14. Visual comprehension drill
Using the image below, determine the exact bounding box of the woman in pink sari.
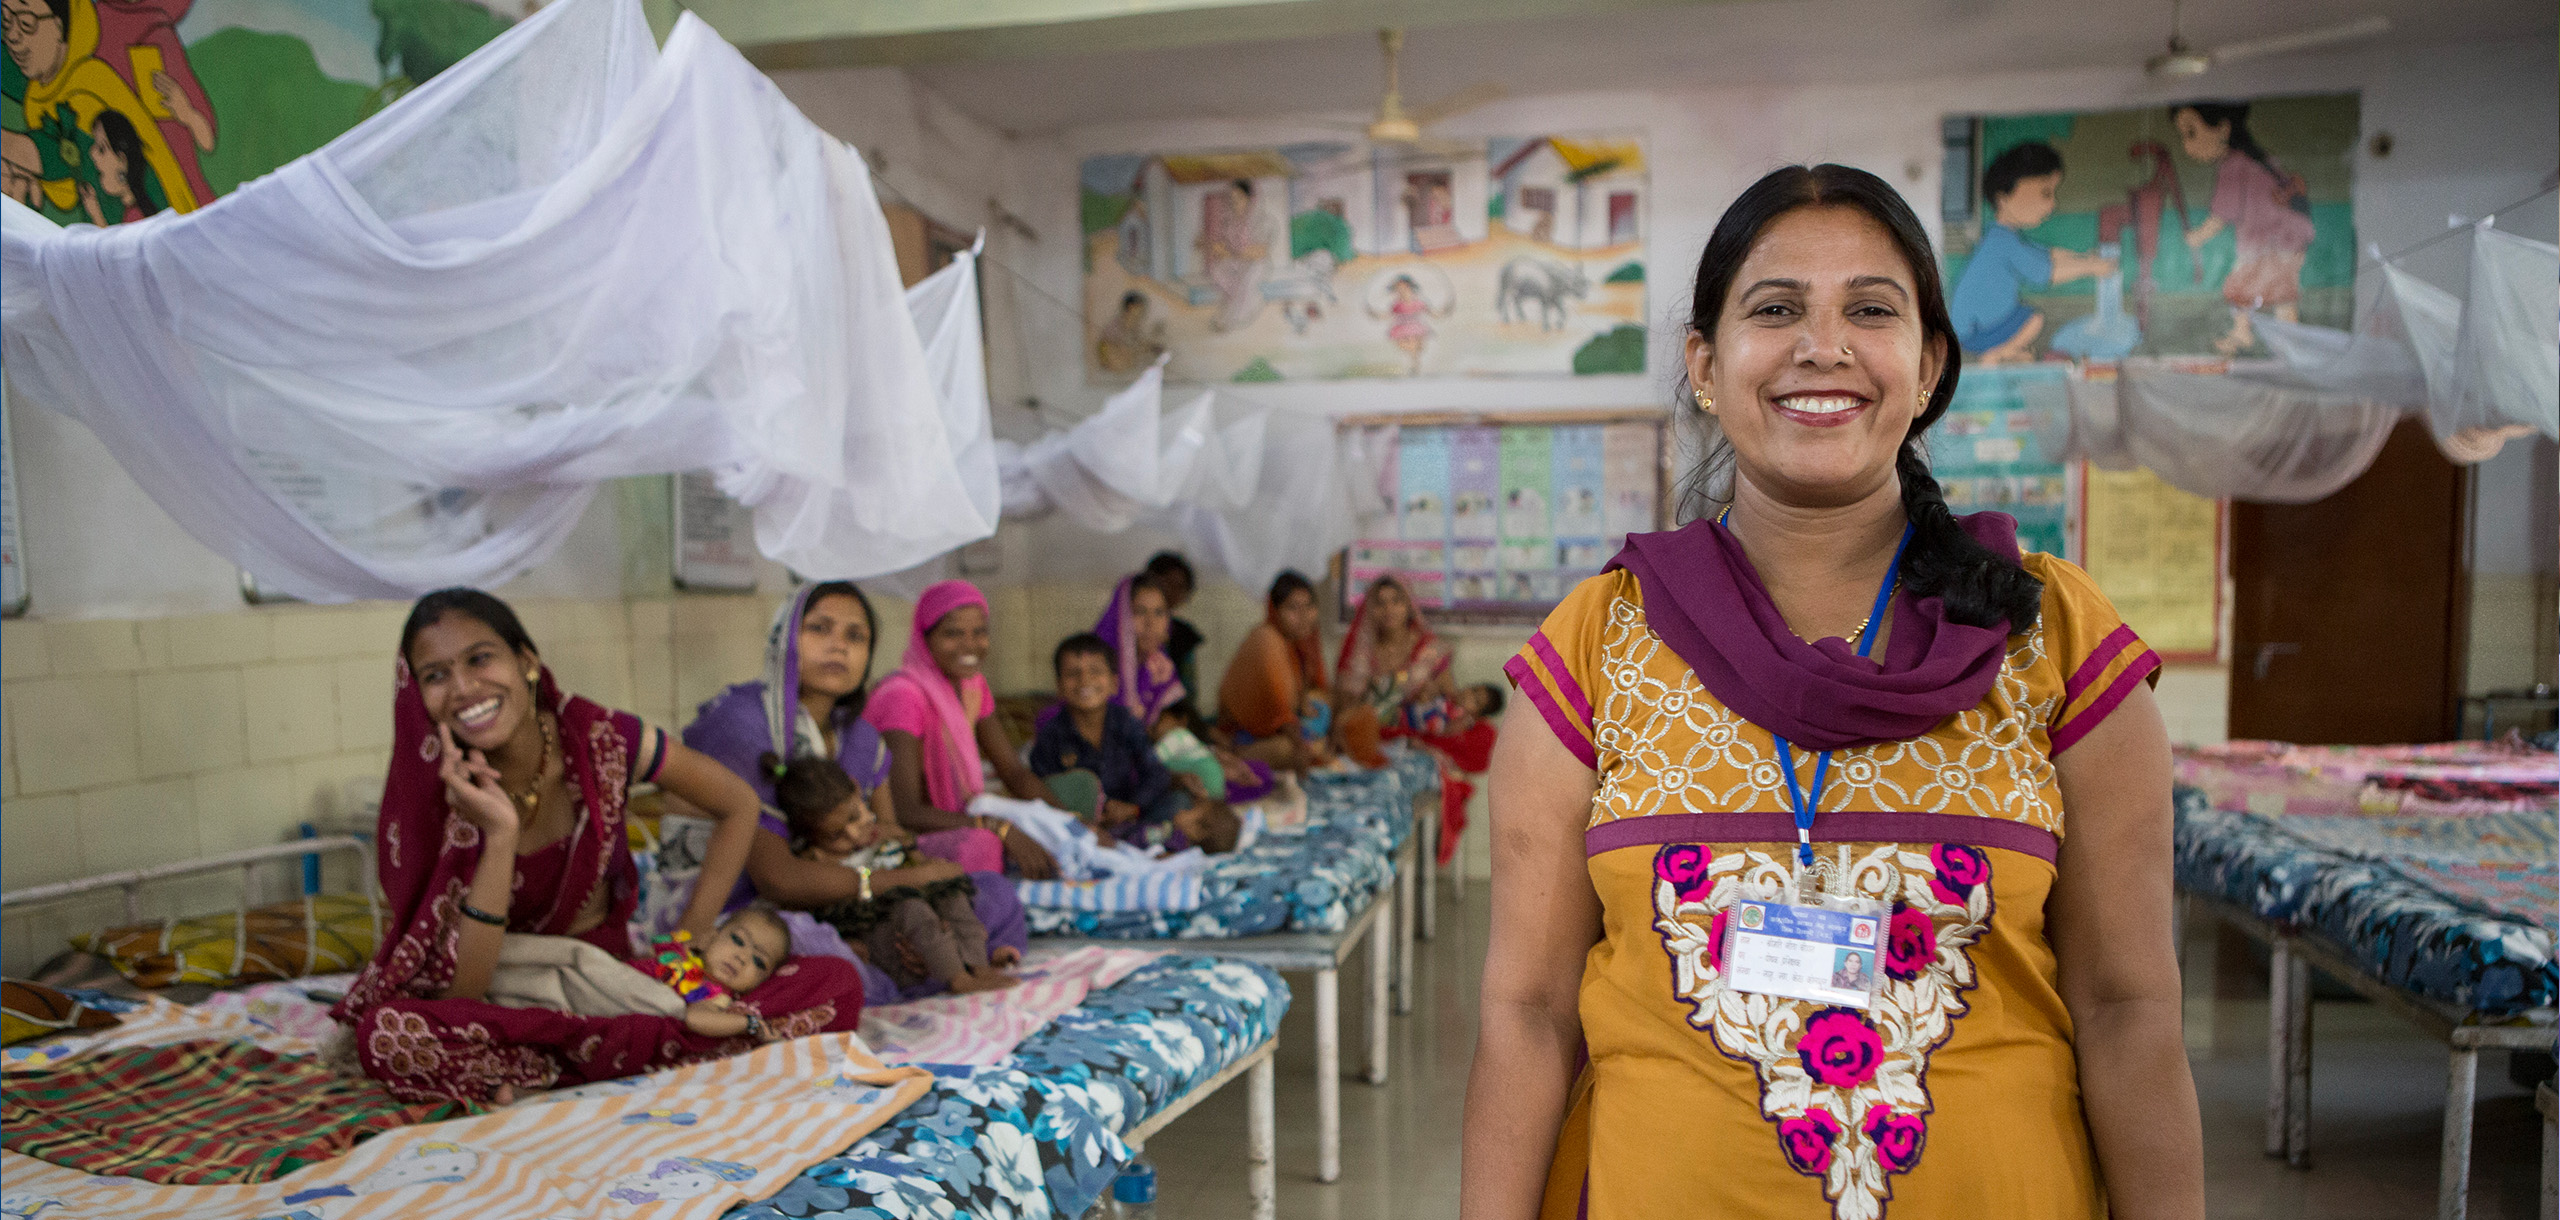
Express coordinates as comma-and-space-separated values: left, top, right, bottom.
863, 580, 1064, 879
334, 590, 866, 1108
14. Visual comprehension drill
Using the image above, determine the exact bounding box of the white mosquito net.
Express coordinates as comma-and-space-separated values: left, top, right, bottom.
0, 0, 991, 600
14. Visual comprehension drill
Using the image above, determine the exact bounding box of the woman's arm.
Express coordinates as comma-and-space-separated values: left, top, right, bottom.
979, 716, 1059, 807
652, 741, 764, 941
880, 729, 965, 832
1459, 701, 1602, 1220
434, 725, 520, 1001
747, 827, 965, 908
882, 726, 1060, 880
2049, 681, 2204, 1220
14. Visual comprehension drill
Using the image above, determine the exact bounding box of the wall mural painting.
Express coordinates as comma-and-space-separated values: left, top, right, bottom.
1082, 135, 1649, 383
1941, 93, 2357, 367
3, 0, 520, 226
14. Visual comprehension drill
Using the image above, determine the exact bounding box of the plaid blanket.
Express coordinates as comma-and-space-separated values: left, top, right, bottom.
1, 1040, 451, 1183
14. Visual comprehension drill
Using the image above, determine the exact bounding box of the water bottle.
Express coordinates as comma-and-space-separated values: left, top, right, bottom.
1109, 1159, 1157, 1218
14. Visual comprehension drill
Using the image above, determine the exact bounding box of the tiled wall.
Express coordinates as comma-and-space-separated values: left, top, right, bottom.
0, 577, 2254, 961
0, 595, 751, 974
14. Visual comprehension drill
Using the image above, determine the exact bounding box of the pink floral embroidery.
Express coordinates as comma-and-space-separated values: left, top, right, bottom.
1797, 1009, 1883, 1089
1778, 1109, 1844, 1175
1651, 842, 1995, 1220
1926, 843, 1986, 905
1884, 905, 1934, 982
1654, 843, 1714, 903
1862, 1106, 1927, 1175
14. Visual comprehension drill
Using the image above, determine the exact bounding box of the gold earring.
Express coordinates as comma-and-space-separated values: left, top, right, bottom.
525, 667, 539, 682
1693, 387, 1714, 412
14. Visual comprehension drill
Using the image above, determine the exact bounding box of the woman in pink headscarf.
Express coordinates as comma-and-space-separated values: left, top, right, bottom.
863, 581, 1064, 879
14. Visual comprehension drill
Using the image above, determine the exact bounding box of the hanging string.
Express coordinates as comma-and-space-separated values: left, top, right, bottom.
862, 164, 1312, 425
2359, 184, 2557, 270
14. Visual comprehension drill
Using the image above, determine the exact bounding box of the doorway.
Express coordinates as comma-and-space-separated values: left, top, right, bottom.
2227, 419, 2470, 744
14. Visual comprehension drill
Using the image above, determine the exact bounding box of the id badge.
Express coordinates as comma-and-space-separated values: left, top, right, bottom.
1720, 895, 1886, 1009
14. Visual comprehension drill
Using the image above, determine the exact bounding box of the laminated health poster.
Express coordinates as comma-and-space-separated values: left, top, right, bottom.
1343, 415, 1666, 620
1930, 364, 2074, 559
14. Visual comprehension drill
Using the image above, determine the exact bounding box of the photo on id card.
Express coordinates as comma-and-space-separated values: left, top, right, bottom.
1721, 898, 1885, 1008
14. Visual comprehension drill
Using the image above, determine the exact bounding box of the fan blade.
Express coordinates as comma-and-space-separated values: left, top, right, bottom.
2211, 15, 2389, 63
1409, 81, 1508, 127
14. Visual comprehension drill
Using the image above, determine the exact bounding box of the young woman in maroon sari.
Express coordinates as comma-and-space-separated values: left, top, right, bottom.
1333, 573, 1487, 865
333, 589, 867, 1108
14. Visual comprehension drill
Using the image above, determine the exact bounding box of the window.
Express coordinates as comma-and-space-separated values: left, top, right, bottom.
1940, 116, 1977, 225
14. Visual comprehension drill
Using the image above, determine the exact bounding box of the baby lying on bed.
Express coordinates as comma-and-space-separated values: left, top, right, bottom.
968, 792, 1249, 884
640, 906, 791, 1038
773, 756, 1019, 995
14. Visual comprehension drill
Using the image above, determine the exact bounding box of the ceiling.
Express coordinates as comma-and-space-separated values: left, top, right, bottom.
872, 0, 2554, 136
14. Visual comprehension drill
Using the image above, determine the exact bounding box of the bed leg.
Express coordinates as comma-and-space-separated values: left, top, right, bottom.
2282, 943, 2312, 1167
2439, 1045, 2479, 1220
2536, 1082, 2554, 1220
1316, 967, 1341, 1184
1419, 801, 1438, 942
1367, 908, 1392, 1085
2266, 938, 2306, 1161
1249, 1051, 1277, 1220
1395, 847, 1416, 1016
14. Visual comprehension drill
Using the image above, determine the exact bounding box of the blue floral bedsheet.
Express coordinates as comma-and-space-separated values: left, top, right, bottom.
1024, 757, 1424, 940
2174, 785, 2556, 1018
726, 955, 1288, 1220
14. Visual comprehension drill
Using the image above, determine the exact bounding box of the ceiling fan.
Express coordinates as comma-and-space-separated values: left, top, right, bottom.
2146, 0, 2391, 78
1328, 28, 1504, 159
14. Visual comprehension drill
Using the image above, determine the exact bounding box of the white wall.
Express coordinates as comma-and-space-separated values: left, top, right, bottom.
994, 36, 2557, 812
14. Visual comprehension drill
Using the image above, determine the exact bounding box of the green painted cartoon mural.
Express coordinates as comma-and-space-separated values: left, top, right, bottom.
3, 0, 516, 225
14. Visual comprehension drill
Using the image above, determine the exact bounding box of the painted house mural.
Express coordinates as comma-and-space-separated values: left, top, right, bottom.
1083, 134, 1647, 382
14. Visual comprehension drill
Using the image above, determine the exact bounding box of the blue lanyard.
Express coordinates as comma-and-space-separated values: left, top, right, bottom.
1730, 516, 1911, 869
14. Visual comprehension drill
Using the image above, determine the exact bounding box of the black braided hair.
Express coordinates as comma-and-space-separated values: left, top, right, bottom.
1680, 164, 2043, 634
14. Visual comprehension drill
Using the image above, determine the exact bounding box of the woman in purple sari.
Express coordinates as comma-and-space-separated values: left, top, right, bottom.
1095, 574, 1187, 731
682, 581, 1027, 1000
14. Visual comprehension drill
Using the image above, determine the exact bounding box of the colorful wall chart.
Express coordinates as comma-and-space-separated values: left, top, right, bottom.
1933, 364, 2074, 559
1346, 416, 1664, 620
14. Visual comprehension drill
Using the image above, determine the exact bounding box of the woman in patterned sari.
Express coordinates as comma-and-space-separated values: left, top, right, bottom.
335, 589, 866, 1108
1459, 166, 2202, 1220
1330, 573, 1454, 768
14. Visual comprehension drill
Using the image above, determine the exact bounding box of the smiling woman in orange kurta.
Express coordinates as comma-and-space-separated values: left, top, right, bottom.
1456, 164, 2203, 1220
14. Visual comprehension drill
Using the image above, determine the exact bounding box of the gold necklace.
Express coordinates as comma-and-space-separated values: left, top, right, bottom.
507, 713, 560, 815
1796, 581, 1895, 645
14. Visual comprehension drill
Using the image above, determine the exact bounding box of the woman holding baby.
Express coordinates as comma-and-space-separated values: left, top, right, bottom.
335, 589, 869, 1109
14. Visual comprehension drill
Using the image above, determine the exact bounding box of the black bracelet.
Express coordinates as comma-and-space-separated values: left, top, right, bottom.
743, 1011, 766, 1040
458, 901, 508, 927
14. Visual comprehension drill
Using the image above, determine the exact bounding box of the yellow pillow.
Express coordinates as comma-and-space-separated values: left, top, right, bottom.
72, 894, 382, 988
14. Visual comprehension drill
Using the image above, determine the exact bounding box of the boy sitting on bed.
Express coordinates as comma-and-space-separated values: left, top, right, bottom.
1032, 633, 1241, 855
772, 755, 1019, 995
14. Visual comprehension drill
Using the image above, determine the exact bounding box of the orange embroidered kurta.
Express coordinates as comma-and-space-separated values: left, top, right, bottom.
1505, 552, 2158, 1220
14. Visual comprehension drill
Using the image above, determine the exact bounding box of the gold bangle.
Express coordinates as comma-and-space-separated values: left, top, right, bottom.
857, 865, 873, 903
